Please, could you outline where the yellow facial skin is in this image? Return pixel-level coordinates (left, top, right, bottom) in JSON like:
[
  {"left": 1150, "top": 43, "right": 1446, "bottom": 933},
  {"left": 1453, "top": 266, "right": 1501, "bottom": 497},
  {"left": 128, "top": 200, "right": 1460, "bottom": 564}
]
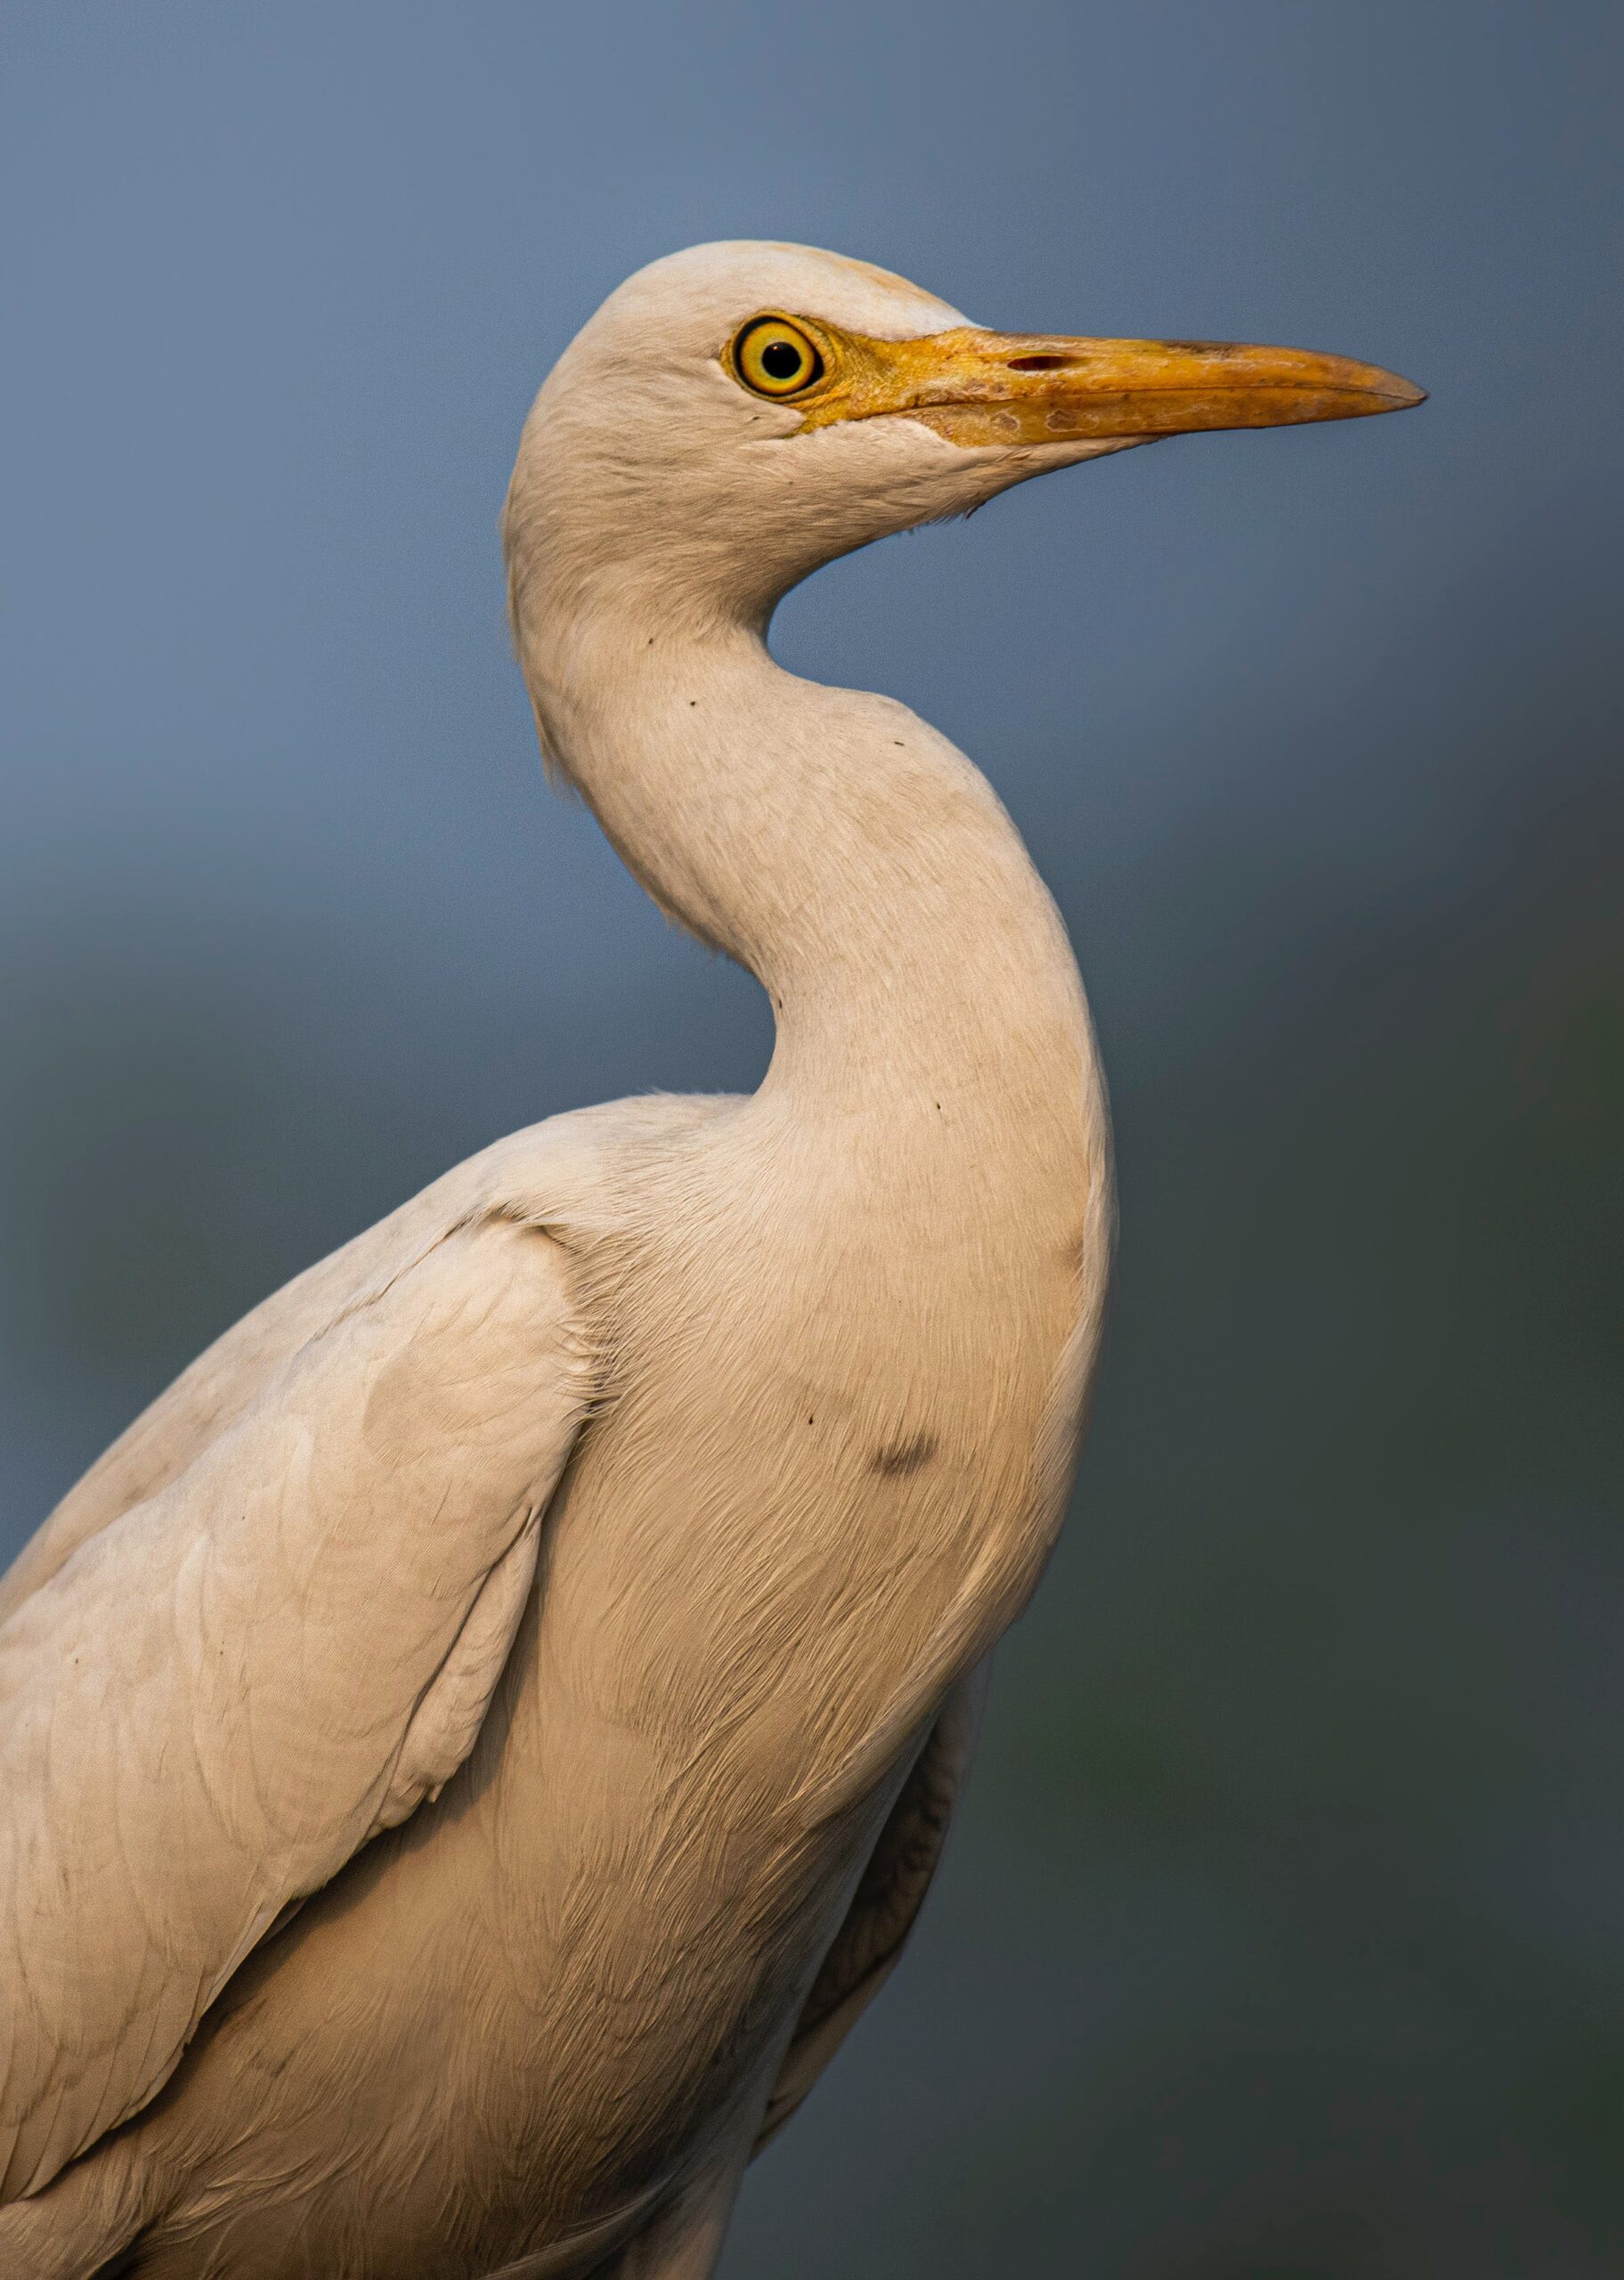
[{"left": 727, "top": 312, "right": 1425, "bottom": 444}]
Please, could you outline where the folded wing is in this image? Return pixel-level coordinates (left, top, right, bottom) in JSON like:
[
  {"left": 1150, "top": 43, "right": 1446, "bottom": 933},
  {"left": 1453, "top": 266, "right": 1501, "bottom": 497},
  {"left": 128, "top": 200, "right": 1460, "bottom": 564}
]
[
  {"left": 755, "top": 1665, "right": 985, "bottom": 2153},
  {"left": 0, "top": 1213, "right": 591, "bottom": 2203}
]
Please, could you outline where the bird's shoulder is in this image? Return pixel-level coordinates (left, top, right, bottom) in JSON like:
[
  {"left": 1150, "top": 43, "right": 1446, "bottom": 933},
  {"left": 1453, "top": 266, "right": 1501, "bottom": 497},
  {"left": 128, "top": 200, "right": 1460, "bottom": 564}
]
[{"left": 0, "top": 1090, "right": 735, "bottom": 1627}]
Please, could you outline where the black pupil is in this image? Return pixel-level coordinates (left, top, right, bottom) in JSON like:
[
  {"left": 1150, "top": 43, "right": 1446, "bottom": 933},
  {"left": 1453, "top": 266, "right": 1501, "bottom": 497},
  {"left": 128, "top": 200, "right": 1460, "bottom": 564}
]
[{"left": 760, "top": 338, "right": 805, "bottom": 381}]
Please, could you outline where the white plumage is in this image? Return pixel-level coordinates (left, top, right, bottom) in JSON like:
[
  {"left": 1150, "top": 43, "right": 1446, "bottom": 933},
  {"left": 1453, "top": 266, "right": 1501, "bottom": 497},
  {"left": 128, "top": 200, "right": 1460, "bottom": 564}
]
[{"left": 0, "top": 241, "right": 1419, "bottom": 2277}]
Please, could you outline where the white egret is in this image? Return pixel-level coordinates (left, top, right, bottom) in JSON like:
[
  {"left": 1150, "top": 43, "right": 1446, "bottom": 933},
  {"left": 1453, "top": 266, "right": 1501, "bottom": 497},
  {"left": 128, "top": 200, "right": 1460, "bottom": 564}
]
[{"left": 0, "top": 242, "right": 1421, "bottom": 2278}]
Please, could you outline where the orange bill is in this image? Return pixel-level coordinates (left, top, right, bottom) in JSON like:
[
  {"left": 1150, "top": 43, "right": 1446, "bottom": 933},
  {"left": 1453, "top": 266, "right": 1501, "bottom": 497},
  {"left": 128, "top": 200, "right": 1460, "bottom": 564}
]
[{"left": 792, "top": 323, "right": 1425, "bottom": 445}]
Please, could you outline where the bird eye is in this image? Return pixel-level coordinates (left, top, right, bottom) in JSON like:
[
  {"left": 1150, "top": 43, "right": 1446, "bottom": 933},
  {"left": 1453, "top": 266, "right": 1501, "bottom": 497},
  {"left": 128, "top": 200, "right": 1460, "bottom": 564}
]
[{"left": 733, "top": 317, "right": 824, "bottom": 399}]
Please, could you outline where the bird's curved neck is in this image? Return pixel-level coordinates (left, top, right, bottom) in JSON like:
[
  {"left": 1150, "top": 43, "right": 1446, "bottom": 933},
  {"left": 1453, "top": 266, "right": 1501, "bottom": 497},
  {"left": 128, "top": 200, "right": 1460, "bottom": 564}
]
[{"left": 522, "top": 601, "right": 1093, "bottom": 1120}]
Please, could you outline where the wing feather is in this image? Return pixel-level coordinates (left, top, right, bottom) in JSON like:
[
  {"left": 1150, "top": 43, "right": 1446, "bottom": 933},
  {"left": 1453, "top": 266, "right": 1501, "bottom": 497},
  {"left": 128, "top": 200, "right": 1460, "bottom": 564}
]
[
  {"left": 0, "top": 1212, "right": 591, "bottom": 2203},
  {"left": 754, "top": 1664, "right": 986, "bottom": 2153}
]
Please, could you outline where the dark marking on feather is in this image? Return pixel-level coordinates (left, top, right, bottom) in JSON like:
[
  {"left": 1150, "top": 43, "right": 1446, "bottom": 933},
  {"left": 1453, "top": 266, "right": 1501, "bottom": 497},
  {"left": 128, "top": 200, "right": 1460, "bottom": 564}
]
[{"left": 871, "top": 1432, "right": 937, "bottom": 1478}]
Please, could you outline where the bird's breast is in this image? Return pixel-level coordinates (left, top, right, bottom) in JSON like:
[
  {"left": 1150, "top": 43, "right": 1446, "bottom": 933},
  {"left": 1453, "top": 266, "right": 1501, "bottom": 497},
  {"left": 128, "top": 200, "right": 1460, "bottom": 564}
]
[{"left": 536, "top": 1099, "right": 1102, "bottom": 1820}]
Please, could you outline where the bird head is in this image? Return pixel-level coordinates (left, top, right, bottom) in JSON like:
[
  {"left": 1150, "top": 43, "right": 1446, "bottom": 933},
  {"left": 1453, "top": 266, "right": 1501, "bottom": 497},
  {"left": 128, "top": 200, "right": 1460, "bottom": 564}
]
[{"left": 504, "top": 240, "right": 1423, "bottom": 638}]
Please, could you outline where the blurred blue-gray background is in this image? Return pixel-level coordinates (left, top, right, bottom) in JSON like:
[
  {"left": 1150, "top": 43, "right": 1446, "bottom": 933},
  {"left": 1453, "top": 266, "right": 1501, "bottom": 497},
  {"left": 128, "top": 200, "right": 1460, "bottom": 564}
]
[{"left": 2, "top": 4, "right": 1620, "bottom": 2271}]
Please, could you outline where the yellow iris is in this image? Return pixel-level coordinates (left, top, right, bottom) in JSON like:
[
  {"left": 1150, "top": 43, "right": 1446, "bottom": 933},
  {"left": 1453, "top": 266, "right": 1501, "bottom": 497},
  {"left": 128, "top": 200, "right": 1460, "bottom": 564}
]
[{"left": 732, "top": 316, "right": 824, "bottom": 399}]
